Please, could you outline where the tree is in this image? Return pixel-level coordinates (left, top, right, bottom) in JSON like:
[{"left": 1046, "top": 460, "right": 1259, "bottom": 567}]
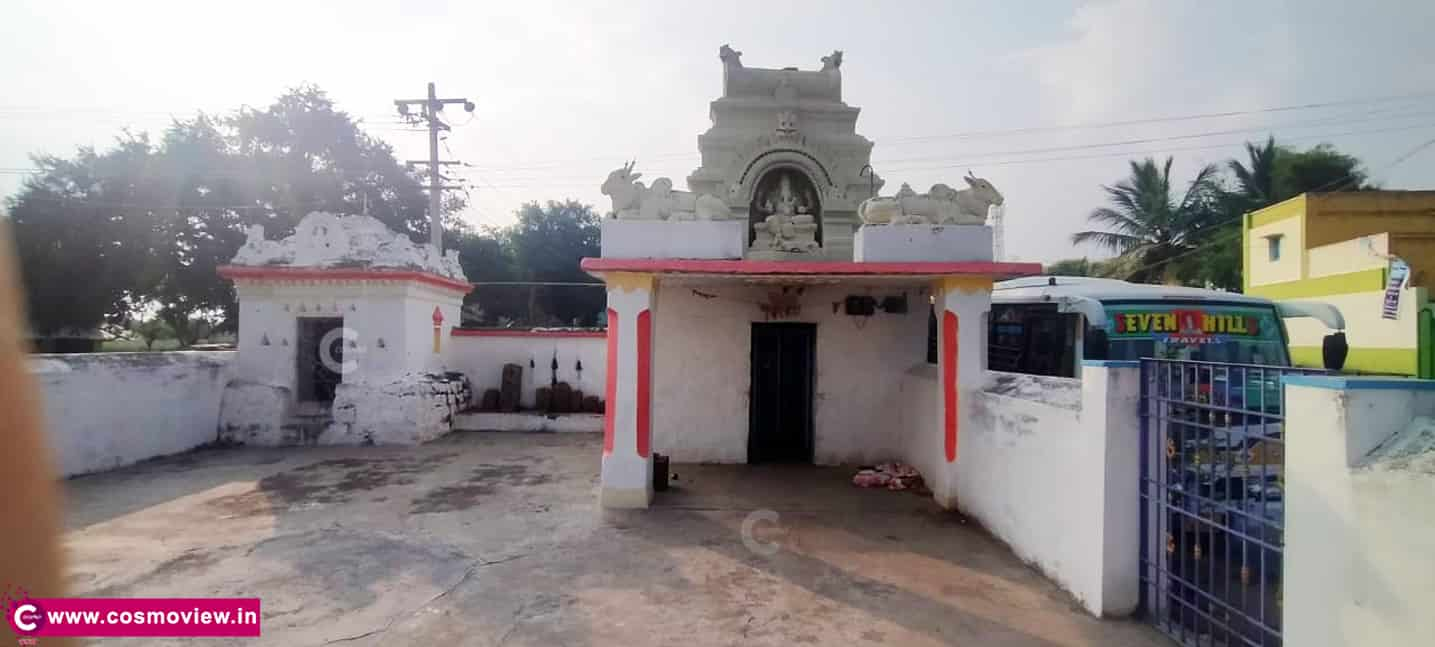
[
  {"left": 1045, "top": 257, "right": 1098, "bottom": 276},
  {"left": 1274, "top": 143, "right": 1369, "bottom": 197},
  {"left": 130, "top": 316, "right": 175, "bottom": 350},
  {"left": 1227, "top": 136, "right": 1280, "bottom": 209},
  {"left": 502, "top": 200, "right": 603, "bottom": 326},
  {"left": 6, "top": 85, "right": 446, "bottom": 346},
  {"left": 1072, "top": 157, "right": 1223, "bottom": 284},
  {"left": 6, "top": 136, "right": 157, "bottom": 336},
  {"left": 1228, "top": 138, "right": 1370, "bottom": 209},
  {"left": 1207, "top": 138, "right": 1371, "bottom": 291}
]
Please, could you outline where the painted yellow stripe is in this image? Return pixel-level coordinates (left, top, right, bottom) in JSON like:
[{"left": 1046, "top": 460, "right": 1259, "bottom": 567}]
[
  {"left": 1247, "top": 267, "right": 1386, "bottom": 299},
  {"left": 1242, "top": 213, "right": 1251, "bottom": 293},
  {"left": 1248, "top": 195, "right": 1305, "bottom": 228},
  {"left": 1289, "top": 345, "right": 1417, "bottom": 375}
]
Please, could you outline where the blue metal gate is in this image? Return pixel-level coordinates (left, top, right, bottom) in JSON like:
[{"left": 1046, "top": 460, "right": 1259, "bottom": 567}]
[{"left": 1138, "top": 359, "right": 1325, "bottom": 646}]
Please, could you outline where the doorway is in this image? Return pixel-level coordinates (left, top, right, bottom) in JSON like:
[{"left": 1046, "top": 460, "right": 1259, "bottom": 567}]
[
  {"left": 748, "top": 322, "right": 816, "bottom": 463},
  {"left": 296, "top": 317, "right": 345, "bottom": 403}
]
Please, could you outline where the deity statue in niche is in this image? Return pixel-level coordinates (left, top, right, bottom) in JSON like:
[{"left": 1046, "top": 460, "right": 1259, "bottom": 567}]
[{"left": 749, "top": 169, "right": 821, "bottom": 254}]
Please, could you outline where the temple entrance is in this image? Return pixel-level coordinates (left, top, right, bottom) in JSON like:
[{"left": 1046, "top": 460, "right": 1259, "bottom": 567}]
[
  {"left": 748, "top": 322, "right": 815, "bottom": 464},
  {"left": 748, "top": 168, "right": 822, "bottom": 247},
  {"left": 296, "top": 317, "right": 344, "bottom": 404}
]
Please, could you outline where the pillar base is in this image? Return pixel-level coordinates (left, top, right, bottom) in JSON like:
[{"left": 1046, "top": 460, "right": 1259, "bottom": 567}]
[
  {"left": 600, "top": 486, "right": 653, "bottom": 509},
  {"left": 932, "top": 487, "right": 959, "bottom": 511}
]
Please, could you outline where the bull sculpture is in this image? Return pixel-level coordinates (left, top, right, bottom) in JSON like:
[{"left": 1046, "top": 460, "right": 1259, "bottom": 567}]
[
  {"left": 601, "top": 161, "right": 730, "bottom": 221},
  {"left": 857, "top": 172, "right": 1004, "bottom": 225}
]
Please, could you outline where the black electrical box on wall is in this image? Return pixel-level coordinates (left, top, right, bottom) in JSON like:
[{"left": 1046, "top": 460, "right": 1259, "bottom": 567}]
[
  {"left": 844, "top": 296, "right": 877, "bottom": 316},
  {"left": 880, "top": 295, "right": 909, "bottom": 314}
]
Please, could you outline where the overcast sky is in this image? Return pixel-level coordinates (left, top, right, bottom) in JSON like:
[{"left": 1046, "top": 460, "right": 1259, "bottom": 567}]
[{"left": 2, "top": 0, "right": 1432, "bottom": 263}]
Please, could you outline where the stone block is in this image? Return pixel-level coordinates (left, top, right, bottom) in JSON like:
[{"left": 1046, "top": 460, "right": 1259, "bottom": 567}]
[
  {"left": 499, "top": 363, "right": 522, "bottom": 412},
  {"left": 853, "top": 224, "right": 993, "bottom": 262},
  {"left": 217, "top": 380, "right": 292, "bottom": 445},
  {"left": 551, "top": 382, "right": 573, "bottom": 413},
  {"left": 601, "top": 220, "right": 746, "bottom": 259}
]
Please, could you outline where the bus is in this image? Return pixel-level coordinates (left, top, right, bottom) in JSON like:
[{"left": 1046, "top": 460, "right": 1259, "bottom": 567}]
[{"left": 986, "top": 276, "right": 1346, "bottom": 378}]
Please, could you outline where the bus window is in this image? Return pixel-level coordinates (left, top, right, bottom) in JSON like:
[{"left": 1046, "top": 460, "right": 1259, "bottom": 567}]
[{"left": 988, "top": 304, "right": 1080, "bottom": 378}]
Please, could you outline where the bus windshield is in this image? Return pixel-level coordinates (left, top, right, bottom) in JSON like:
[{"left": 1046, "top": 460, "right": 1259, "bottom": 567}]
[{"left": 1095, "top": 301, "right": 1291, "bottom": 366}]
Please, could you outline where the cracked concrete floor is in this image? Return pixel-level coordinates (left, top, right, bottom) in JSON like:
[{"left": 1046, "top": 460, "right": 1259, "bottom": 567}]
[{"left": 63, "top": 432, "right": 1165, "bottom": 646}]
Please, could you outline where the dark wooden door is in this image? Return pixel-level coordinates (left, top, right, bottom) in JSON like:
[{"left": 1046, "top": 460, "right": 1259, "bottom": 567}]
[
  {"left": 296, "top": 317, "right": 344, "bottom": 403},
  {"left": 748, "top": 322, "right": 815, "bottom": 464}
]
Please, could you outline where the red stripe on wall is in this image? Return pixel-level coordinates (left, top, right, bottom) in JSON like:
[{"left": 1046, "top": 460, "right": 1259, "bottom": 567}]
[
  {"left": 636, "top": 309, "right": 653, "bottom": 459},
  {"left": 942, "top": 310, "right": 958, "bottom": 463},
  {"left": 603, "top": 309, "right": 618, "bottom": 455}
]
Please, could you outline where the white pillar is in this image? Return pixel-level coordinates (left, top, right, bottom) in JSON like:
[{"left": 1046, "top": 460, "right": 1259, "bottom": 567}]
[
  {"left": 600, "top": 272, "right": 656, "bottom": 508},
  {"left": 932, "top": 276, "right": 991, "bottom": 509}
]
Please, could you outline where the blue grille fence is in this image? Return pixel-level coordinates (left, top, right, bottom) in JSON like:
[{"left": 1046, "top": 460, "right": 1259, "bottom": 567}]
[{"left": 1138, "top": 358, "right": 1327, "bottom": 647}]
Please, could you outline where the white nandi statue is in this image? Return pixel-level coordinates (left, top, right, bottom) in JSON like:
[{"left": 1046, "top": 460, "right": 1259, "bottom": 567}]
[
  {"left": 857, "top": 172, "right": 1004, "bottom": 225},
  {"left": 601, "top": 161, "right": 730, "bottom": 221}
]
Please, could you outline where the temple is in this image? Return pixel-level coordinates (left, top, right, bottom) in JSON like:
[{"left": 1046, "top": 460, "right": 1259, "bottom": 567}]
[{"left": 588, "top": 46, "right": 1040, "bottom": 507}]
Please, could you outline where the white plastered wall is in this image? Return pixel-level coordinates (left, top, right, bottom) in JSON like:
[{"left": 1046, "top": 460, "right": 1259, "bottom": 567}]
[
  {"left": 651, "top": 282, "right": 930, "bottom": 465},
  {"left": 1285, "top": 381, "right": 1435, "bottom": 647},
  {"left": 448, "top": 334, "right": 606, "bottom": 408},
  {"left": 954, "top": 365, "right": 1141, "bottom": 617},
  {"left": 231, "top": 280, "right": 463, "bottom": 389},
  {"left": 1283, "top": 287, "right": 1424, "bottom": 351},
  {"left": 29, "top": 352, "right": 234, "bottom": 476}
]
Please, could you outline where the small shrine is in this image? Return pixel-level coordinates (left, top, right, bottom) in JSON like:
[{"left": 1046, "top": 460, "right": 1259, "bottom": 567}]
[{"left": 215, "top": 212, "right": 473, "bottom": 445}]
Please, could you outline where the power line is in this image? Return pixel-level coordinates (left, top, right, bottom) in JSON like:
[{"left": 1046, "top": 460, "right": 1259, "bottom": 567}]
[
  {"left": 453, "top": 89, "right": 1435, "bottom": 172},
  {"left": 436, "top": 120, "right": 1435, "bottom": 188},
  {"left": 881, "top": 121, "right": 1435, "bottom": 175},
  {"left": 874, "top": 107, "right": 1435, "bottom": 167},
  {"left": 873, "top": 88, "right": 1435, "bottom": 144}
]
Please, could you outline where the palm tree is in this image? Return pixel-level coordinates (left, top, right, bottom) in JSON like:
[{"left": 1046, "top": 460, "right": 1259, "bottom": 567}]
[
  {"left": 1227, "top": 136, "right": 1279, "bottom": 208},
  {"left": 1072, "top": 157, "right": 1221, "bottom": 284}
]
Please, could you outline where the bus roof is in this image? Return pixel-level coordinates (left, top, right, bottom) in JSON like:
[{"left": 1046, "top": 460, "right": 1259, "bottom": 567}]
[{"left": 993, "top": 276, "right": 1275, "bottom": 306}]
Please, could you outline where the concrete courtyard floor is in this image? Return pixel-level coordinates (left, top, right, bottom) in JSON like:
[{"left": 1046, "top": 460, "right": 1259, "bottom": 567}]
[{"left": 64, "top": 432, "right": 1166, "bottom": 646}]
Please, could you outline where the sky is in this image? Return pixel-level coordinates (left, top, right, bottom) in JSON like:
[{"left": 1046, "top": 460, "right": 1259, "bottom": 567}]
[{"left": 2, "top": 0, "right": 1433, "bottom": 264}]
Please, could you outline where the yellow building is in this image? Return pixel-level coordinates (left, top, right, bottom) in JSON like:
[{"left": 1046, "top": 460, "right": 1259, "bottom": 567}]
[{"left": 1243, "top": 191, "right": 1435, "bottom": 376}]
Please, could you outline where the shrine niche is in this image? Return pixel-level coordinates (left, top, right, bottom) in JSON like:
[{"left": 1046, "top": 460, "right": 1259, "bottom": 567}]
[
  {"left": 748, "top": 168, "right": 821, "bottom": 256},
  {"left": 687, "top": 45, "right": 882, "bottom": 261}
]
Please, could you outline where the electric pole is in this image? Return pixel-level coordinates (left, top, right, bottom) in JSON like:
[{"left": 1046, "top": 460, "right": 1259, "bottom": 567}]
[{"left": 394, "top": 82, "right": 474, "bottom": 249}]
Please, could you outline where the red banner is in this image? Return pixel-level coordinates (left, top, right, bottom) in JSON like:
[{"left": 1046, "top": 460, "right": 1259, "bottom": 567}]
[{"left": 7, "top": 597, "right": 260, "bottom": 638}]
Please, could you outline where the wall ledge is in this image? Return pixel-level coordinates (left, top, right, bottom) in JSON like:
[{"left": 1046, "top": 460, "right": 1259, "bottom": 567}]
[
  {"left": 1080, "top": 360, "right": 1141, "bottom": 368},
  {"left": 451, "top": 328, "right": 606, "bottom": 338},
  {"left": 1283, "top": 374, "right": 1435, "bottom": 391}
]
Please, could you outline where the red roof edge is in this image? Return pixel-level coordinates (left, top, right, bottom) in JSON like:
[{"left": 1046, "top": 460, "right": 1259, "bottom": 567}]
[
  {"left": 578, "top": 257, "right": 1042, "bottom": 277},
  {"left": 217, "top": 265, "right": 472, "bottom": 293}
]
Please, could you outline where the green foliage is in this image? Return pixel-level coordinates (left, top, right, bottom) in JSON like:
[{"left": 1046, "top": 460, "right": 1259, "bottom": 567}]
[
  {"left": 1045, "top": 257, "right": 1100, "bottom": 276},
  {"left": 130, "top": 316, "right": 175, "bottom": 351},
  {"left": 1071, "top": 157, "right": 1224, "bottom": 284},
  {"left": 1077, "top": 139, "right": 1370, "bottom": 291},
  {"left": 446, "top": 200, "right": 604, "bottom": 327},
  {"left": 8, "top": 136, "right": 157, "bottom": 336},
  {"left": 1274, "top": 143, "right": 1370, "bottom": 197},
  {"left": 5, "top": 85, "right": 440, "bottom": 342}
]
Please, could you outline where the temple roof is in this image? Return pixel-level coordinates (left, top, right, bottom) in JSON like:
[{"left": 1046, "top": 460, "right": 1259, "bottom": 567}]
[{"left": 227, "top": 212, "right": 466, "bottom": 281}]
